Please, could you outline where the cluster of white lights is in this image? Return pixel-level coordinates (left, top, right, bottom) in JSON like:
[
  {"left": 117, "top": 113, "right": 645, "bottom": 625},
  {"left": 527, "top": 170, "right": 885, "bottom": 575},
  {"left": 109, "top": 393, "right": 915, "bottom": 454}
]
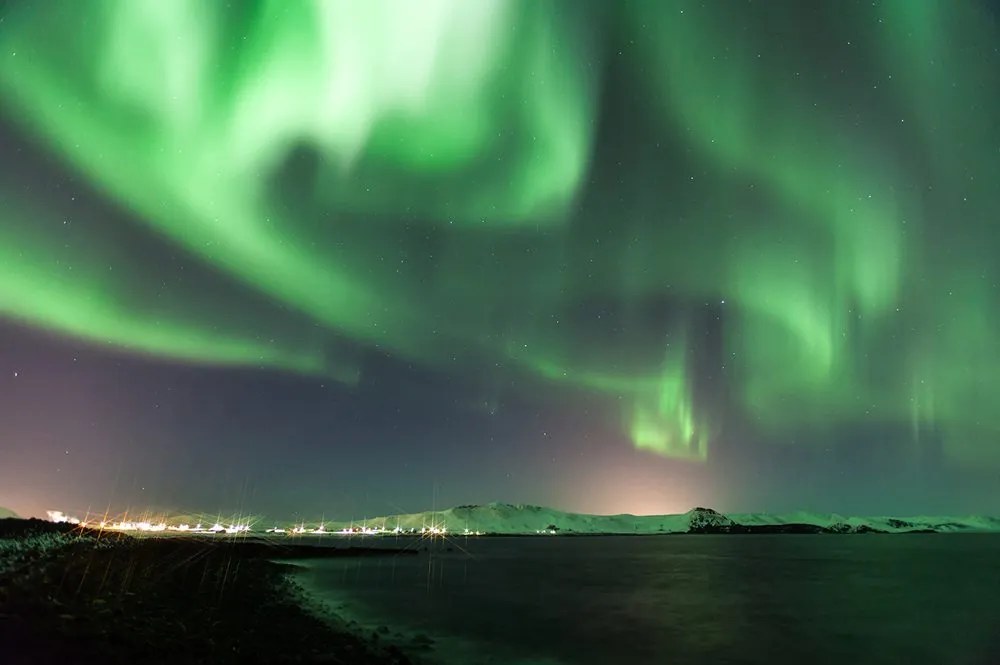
[
  {"left": 47, "top": 510, "right": 488, "bottom": 537},
  {"left": 263, "top": 523, "right": 458, "bottom": 536},
  {"left": 420, "top": 525, "right": 446, "bottom": 535},
  {"left": 47, "top": 511, "right": 253, "bottom": 534},
  {"left": 92, "top": 521, "right": 251, "bottom": 534}
]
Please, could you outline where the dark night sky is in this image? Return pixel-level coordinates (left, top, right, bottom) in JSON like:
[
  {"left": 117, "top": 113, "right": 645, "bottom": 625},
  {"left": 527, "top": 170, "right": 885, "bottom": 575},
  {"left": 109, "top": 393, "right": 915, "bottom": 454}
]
[{"left": 1, "top": 1, "right": 999, "bottom": 520}]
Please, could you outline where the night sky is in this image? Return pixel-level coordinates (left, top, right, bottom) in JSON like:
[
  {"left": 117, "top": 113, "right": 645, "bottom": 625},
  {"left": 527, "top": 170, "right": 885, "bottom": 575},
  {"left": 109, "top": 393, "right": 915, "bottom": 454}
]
[{"left": 2, "top": 0, "right": 999, "bottom": 521}]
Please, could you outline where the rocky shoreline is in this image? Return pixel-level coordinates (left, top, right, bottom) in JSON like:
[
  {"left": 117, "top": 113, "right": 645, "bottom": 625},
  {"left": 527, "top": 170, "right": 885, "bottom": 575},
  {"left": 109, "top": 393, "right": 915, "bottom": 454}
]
[{"left": 0, "top": 518, "right": 421, "bottom": 664}]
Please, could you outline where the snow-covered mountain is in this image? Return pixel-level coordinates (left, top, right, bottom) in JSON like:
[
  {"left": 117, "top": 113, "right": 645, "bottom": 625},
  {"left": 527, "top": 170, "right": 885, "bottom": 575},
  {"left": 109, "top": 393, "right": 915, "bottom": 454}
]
[
  {"left": 322, "top": 504, "right": 731, "bottom": 535},
  {"left": 37, "top": 503, "right": 1000, "bottom": 535},
  {"left": 321, "top": 503, "right": 1000, "bottom": 535},
  {"left": 725, "top": 512, "right": 1000, "bottom": 534}
]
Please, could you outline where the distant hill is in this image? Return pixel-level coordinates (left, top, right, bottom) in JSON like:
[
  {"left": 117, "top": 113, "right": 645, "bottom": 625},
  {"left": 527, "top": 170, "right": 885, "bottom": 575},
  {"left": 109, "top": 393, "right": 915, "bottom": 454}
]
[
  {"left": 317, "top": 503, "right": 1000, "bottom": 535},
  {"left": 323, "top": 504, "right": 732, "bottom": 535},
  {"left": 722, "top": 511, "right": 1000, "bottom": 534},
  {"left": 0, "top": 507, "right": 19, "bottom": 519},
  {"left": 38, "top": 503, "right": 1000, "bottom": 535}
]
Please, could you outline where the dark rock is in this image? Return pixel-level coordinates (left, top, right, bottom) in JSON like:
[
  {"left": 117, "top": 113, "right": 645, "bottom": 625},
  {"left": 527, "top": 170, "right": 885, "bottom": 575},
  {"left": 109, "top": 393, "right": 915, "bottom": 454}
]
[
  {"left": 827, "top": 522, "right": 855, "bottom": 534},
  {"left": 686, "top": 508, "right": 736, "bottom": 532}
]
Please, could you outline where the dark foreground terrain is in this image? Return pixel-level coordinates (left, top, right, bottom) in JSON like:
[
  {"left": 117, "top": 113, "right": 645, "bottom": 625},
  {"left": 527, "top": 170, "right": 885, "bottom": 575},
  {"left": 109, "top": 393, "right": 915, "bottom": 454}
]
[{"left": 0, "top": 519, "right": 419, "bottom": 665}]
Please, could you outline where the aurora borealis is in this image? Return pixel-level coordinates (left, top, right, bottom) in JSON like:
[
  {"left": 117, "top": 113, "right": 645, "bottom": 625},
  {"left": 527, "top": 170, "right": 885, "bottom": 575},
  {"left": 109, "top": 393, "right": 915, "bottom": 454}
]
[{"left": 2, "top": 0, "right": 999, "bottom": 519}]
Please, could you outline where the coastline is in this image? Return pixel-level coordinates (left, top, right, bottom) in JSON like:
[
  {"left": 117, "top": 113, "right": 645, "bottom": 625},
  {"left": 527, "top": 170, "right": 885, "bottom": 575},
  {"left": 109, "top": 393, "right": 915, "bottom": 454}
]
[
  {"left": 0, "top": 518, "right": 419, "bottom": 664},
  {"left": 287, "top": 562, "right": 441, "bottom": 665},
  {"left": 286, "top": 553, "right": 566, "bottom": 665}
]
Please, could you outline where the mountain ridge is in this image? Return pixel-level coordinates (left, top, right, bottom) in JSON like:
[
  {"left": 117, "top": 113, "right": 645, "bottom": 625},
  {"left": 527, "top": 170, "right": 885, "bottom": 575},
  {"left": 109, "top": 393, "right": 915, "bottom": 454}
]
[
  {"left": 37, "top": 504, "right": 1000, "bottom": 535},
  {"left": 315, "top": 504, "right": 1000, "bottom": 535}
]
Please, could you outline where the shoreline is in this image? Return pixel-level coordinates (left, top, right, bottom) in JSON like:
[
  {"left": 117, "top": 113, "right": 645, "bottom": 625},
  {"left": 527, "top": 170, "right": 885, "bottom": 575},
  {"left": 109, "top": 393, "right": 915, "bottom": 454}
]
[
  {"left": 287, "top": 562, "right": 441, "bottom": 664},
  {"left": 0, "top": 518, "right": 420, "bottom": 664}
]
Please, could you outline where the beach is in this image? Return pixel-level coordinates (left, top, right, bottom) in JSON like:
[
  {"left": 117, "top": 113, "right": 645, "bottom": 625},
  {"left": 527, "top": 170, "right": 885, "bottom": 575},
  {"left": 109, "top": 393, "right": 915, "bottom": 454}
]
[{"left": 0, "top": 518, "right": 420, "bottom": 665}]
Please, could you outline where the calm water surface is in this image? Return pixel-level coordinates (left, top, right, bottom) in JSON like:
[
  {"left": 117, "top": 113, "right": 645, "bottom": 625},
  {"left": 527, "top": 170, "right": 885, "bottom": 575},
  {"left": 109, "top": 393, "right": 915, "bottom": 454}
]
[{"left": 295, "top": 535, "right": 1000, "bottom": 665}]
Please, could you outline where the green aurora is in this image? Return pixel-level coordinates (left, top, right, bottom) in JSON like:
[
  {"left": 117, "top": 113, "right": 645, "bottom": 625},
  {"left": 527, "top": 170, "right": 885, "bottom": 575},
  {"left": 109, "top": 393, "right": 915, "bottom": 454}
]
[{"left": 1, "top": 0, "right": 998, "bottom": 465}]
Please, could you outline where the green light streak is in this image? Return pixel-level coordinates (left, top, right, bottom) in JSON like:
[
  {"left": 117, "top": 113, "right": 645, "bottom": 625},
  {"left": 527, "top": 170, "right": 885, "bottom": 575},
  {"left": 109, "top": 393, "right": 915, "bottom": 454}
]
[
  {"left": 0, "top": 197, "right": 338, "bottom": 377},
  {"left": 629, "top": 348, "right": 706, "bottom": 461},
  {"left": 1, "top": 0, "right": 998, "bottom": 466}
]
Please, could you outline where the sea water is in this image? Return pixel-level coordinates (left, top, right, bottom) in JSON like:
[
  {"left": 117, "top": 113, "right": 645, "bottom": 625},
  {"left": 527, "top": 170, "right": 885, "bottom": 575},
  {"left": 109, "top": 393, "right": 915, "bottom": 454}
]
[{"left": 293, "top": 534, "right": 1000, "bottom": 665}]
